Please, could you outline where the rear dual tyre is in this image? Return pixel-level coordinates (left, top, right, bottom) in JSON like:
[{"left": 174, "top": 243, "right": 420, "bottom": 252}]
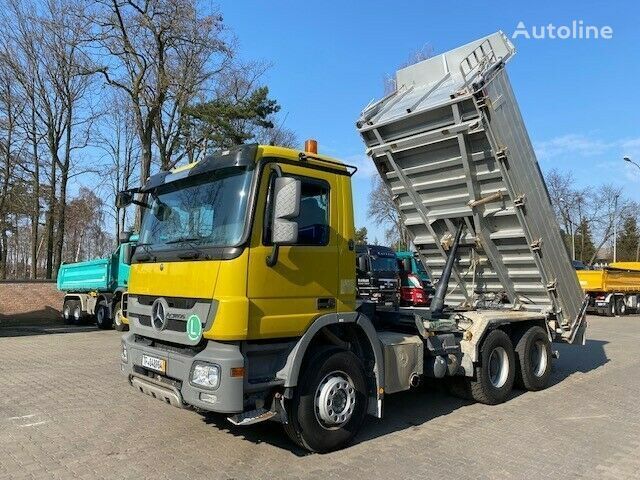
[
  {"left": 468, "top": 329, "right": 516, "bottom": 405},
  {"left": 95, "top": 301, "right": 113, "bottom": 330},
  {"left": 514, "top": 326, "right": 552, "bottom": 391},
  {"left": 63, "top": 299, "right": 83, "bottom": 325},
  {"left": 284, "top": 348, "right": 368, "bottom": 453}
]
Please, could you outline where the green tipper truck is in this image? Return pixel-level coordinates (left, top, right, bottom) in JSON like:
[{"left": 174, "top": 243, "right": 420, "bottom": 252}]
[{"left": 57, "top": 233, "right": 137, "bottom": 330}]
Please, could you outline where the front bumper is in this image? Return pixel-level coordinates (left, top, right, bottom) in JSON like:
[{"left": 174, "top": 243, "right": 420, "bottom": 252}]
[{"left": 121, "top": 332, "right": 244, "bottom": 413}]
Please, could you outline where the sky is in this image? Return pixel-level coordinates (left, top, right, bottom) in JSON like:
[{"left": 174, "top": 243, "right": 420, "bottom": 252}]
[{"left": 219, "top": 0, "right": 640, "bottom": 243}]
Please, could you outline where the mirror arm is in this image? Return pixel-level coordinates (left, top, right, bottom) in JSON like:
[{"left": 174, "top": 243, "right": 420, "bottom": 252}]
[
  {"left": 132, "top": 199, "right": 151, "bottom": 209},
  {"left": 266, "top": 164, "right": 284, "bottom": 268},
  {"left": 266, "top": 244, "right": 279, "bottom": 267}
]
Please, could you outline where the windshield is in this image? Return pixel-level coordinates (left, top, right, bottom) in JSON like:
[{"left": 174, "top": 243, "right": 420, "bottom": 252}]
[
  {"left": 139, "top": 167, "right": 254, "bottom": 252},
  {"left": 415, "top": 257, "right": 428, "bottom": 277},
  {"left": 371, "top": 256, "right": 398, "bottom": 272}
]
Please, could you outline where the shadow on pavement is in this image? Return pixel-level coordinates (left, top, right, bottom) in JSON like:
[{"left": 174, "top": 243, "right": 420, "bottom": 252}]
[
  {"left": 549, "top": 339, "right": 609, "bottom": 386},
  {"left": 0, "top": 323, "right": 101, "bottom": 337},
  {"left": 199, "top": 338, "right": 609, "bottom": 454}
]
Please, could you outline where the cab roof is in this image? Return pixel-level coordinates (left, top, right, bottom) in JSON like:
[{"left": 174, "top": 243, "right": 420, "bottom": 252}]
[{"left": 142, "top": 144, "right": 351, "bottom": 192}]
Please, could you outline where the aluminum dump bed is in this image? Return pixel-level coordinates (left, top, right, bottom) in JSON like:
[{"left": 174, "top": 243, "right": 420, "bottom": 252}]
[{"left": 357, "top": 32, "right": 586, "bottom": 342}]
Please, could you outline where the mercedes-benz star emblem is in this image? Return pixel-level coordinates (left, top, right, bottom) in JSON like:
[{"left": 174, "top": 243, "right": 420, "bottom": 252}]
[{"left": 151, "top": 298, "right": 169, "bottom": 331}]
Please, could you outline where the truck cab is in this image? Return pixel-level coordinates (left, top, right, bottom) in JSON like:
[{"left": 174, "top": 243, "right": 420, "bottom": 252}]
[
  {"left": 355, "top": 244, "right": 400, "bottom": 307},
  {"left": 396, "top": 251, "right": 434, "bottom": 306}
]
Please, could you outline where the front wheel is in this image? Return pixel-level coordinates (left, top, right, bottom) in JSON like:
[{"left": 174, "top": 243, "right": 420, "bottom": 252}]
[
  {"left": 113, "top": 301, "right": 127, "bottom": 331},
  {"left": 469, "top": 329, "right": 516, "bottom": 405},
  {"left": 284, "top": 348, "right": 368, "bottom": 453}
]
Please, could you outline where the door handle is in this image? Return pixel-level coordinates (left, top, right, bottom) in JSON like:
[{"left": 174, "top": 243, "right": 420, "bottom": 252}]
[{"left": 317, "top": 298, "right": 336, "bottom": 310}]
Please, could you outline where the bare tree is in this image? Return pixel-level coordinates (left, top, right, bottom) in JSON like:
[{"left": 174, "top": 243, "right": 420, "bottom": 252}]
[
  {"left": 367, "top": 175, "right": 408, "bottom": 248},
  {"left": 96, "top": 91, "right": 139, "bottom": 239},
  {"left": 85, "top": 0, "right": 231, "bottom": 185}
]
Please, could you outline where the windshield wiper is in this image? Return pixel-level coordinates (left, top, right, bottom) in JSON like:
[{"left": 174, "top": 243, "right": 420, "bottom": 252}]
[
  {"left": 134, "top": 242, "right": 156, "bottom": 262},
  {"left": 165, "top": 236, "right": 202, "bottom": 245},
  {"left": 166, "top": 236, "right": 209, "bottom": 260}
]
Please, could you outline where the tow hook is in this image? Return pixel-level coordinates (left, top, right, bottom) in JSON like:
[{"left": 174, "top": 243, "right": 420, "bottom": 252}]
[{"left": 552, "top": 350, "right": 560, "bottom": 359}]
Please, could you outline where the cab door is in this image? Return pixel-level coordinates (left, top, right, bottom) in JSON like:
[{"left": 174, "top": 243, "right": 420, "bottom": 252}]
[{"left": 247, "top": 160, "right": 340, "bottom": 339}]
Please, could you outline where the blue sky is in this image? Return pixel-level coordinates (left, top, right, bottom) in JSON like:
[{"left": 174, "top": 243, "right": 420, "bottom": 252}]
[{"left": 220, "top": 0, "right": 640, "bottom": 242}]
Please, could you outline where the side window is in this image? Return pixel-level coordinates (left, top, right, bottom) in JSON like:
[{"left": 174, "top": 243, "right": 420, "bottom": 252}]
[
  {"left": 296, "top": 180, "right": 329, "bottom": 245},
  {"left": 264, "top": 174, "right": 330, "bottom": 246}
]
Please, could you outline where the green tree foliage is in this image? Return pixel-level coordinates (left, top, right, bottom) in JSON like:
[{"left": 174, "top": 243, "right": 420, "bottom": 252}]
[
  {"left": 186, "top": 86, "right": 280, "bottom": 150},
  {"left": 354, "top": 227, "right": 368, "bottom": 245},
  {"left": 575, "top": 219, "right": 596, "bottom": 263},
  {"left": 617, "top": 215, "right": 640, "bottom": 262}
]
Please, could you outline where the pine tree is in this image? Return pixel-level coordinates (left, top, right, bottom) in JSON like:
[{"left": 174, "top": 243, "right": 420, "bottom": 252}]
[
  {"left": 617, "top": 215, "right": 640, "bottom": 262},
  {"left": 575, "top": 219, "right": 596, "bottom": 264},
  {"left": 354, "top": 227, "right": 368, "bottom": 245}
]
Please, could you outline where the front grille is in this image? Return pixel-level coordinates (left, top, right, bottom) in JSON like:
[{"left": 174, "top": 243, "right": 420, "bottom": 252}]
[
  {"left": 135, "top": 295, "right": 201, "bottom": 309},
  {"left": 137, "top": 314, "right": 187, "bottom": 333}
]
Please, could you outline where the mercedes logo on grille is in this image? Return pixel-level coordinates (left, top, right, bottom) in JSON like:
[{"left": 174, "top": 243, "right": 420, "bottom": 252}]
[{"left": 151, "top": 297, "right": 169, "bottom": 331}]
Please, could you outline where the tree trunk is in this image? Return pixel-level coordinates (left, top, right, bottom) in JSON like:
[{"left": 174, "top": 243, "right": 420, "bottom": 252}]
[
  {"left": 30, "top": 95, "right": 40, "bottom": 279},
  {"left": 53, "top": 108, "right": 73, "bottom": 277}
]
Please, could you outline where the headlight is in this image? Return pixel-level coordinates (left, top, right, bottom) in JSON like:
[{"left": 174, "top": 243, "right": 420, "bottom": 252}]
[
  {"left": 121, "top": 343, "right": 128, "bottom": 363},
  {"left": 191, "top": 362, "right": 220, "bottom": 389}
]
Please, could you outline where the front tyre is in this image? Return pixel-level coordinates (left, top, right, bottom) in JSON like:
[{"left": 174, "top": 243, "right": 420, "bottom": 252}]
[
  {"left": 284, "top": 349, "right": 368, "bottom": 453},
  {"left": 514, "top": 326, "right": 552, "bottom": 391},
  {"left": 113, "top": 301, "right": 127, "bottom": 331},
  {"left": 469, "top": 329, "right": 515, "bottom": 405}
]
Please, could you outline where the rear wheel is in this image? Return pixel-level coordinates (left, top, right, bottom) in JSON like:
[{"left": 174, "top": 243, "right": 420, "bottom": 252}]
[
  {"left": 514, "top": 326, "right": 552, "bottom": 391},
  {"left": 113, "top": 301, "right": 127, "bottom": 331},
  {"left": 71, "top": 301, "right": 83, "bottom": 325},
  {"left": 62, "top": 299, "right": 75, "bottom": 324},
  {"left": 604, "top": 299, "right": 615, "bottom": 317},
  {"left": 284, "top": 348, "right": 368, "bottom": 453},
  {"left": 469, "top": 329, "right": 515, "bottom": 405},
  {"left": 615, "top": 296, "right": 627, "bottom": 316},
  {"left": 95, "top": 301, "right": 112, "bottom": 329}
]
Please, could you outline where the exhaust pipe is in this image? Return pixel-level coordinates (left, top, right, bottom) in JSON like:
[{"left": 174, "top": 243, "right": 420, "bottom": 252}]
[{"left": 430, "top": 223, "right": 464, "bottom": 318}]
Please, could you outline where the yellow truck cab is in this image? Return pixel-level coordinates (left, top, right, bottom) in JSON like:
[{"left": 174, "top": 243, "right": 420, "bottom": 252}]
[{"left": 120, "top": 143, "right": 373, "bottom": 451}]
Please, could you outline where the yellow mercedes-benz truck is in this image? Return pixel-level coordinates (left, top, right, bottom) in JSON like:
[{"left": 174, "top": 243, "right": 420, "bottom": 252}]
[{"left": 118, "top": 32, "right": 587, "bottom": 452}]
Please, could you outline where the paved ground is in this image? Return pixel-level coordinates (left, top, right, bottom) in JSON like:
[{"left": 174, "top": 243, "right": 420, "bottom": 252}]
[{"left": 1, "top": 315, "right": 639, "bottom": 480}]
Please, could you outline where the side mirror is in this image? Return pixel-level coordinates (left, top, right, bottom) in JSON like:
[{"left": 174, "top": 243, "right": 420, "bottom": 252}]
[
  {"left": 357, "top": 256, "right": 367, "bottom": 272},
  {"left": 271, "top": 177, "right": 301, "bottom": 244},
  {"left": 116, "top": 191, "right": 133, "bottom": 209},
  {"left": 120, "top": 242, "right": 133, "bottom": 265},
  {"left": 119, "top": 230, "right": 133, "bottom": 244}
]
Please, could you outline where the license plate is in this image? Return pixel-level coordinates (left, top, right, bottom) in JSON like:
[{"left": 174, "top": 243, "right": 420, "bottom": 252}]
[{"left": 141, "top": 354, "right": 166, "bottom": 374}]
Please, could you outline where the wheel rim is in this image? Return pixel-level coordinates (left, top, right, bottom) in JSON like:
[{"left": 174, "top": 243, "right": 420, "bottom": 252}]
[
  {"left": 530, "top": 340, "right": 548, "bottom": 377},
  {"left": 73, "top": 306, "right": 81, "bottom": 321},
  {"left": 63, "top": 305, "right": 70, "bottom": 320},
  {"left": 96, "top": 307, "right": 104, "bottom": 323},
  {"left": 488, "top": 346, "right": 509, "bottom": 388},
  {"left": 114, "top": 309, "right": 123, "bottom": 327},
  {"left": 314, "top": 371, "right": 356, "bottom": 429}
]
